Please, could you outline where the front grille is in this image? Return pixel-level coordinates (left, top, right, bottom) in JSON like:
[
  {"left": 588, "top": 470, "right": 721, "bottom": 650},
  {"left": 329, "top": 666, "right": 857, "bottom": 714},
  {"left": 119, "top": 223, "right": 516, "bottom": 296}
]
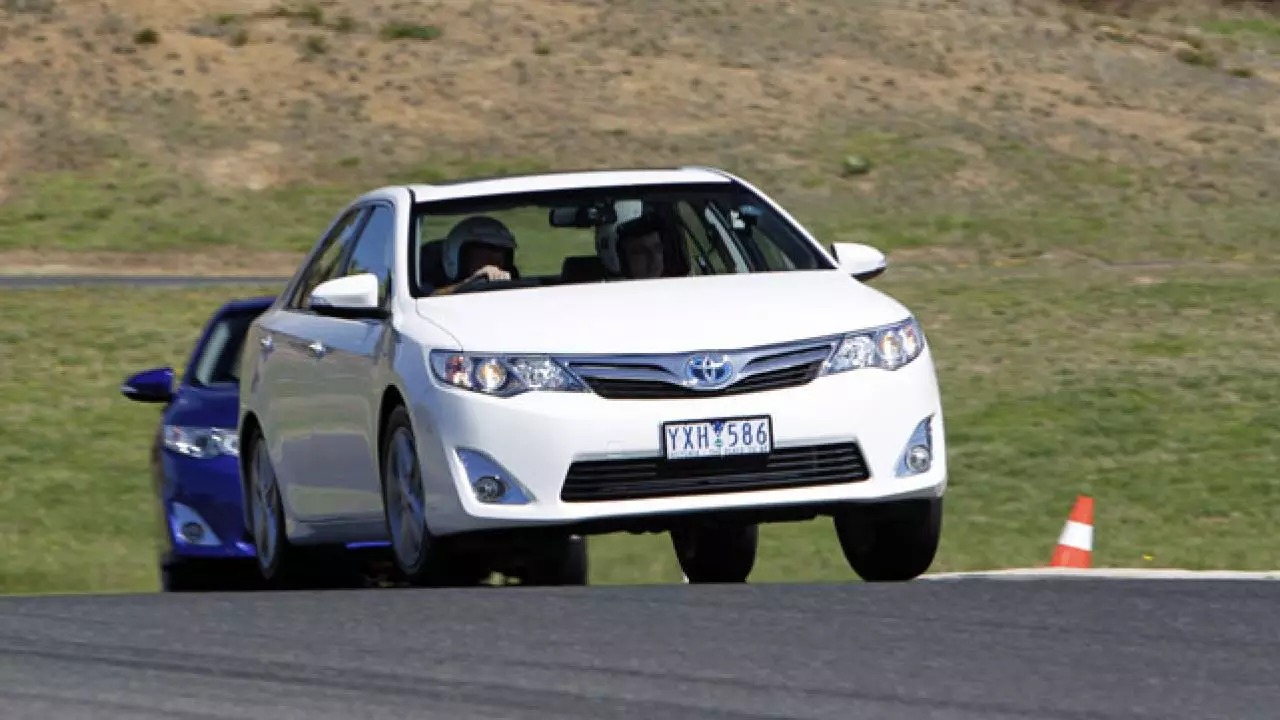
[
  {"left": 560, "top": 442, "right": 870, "bottom": 502},
  {"left": 582, "top": 361, "right": 822, "bottom": 400}
]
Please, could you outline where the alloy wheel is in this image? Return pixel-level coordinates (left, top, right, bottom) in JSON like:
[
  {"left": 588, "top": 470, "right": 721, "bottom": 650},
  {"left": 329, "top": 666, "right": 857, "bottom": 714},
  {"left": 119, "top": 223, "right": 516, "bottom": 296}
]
[
  {"left": 385, "top": 427, "right": 427, "bottom": 570},
  {"left": 251, "top": 440, "right": 280, "bottom": 572}
]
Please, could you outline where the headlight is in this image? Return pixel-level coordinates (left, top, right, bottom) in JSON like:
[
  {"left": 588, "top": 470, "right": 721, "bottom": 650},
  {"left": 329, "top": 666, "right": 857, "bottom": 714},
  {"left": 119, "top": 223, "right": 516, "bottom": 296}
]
[
  {"left": 822, "top": 317, "right": 926, "bottom": 374},
  {"left": 429, "top": 351, "right": 585, "bottom": 397},
  {"left": 163, "top": 426, "right": 239, "bottom": 459}
]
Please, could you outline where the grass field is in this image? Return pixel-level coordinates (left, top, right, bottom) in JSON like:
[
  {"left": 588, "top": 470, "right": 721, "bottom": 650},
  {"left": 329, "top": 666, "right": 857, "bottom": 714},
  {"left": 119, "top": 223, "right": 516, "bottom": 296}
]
[
  {"left": 2, "top": 0, "right": 1280, "bottom": 593},
  {"left": 2, "top": 262, "right": 1276, "bottom": 594}
]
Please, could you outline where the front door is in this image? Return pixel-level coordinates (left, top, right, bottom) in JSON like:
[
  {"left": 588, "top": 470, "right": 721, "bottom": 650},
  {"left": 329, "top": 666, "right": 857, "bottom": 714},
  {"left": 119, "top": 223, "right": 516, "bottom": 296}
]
[
  {"left": 268, "top": 206, "right": 368, "bottom": 525},
  {"left": 289, "top": 202, "right": 399, "bottom": 528}
]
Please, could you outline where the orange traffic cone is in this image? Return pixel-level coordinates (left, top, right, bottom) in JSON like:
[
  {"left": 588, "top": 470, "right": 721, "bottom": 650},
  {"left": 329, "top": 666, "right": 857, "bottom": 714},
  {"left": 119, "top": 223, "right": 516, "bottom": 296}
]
[{"left": 1050, "top": 495, "right": 1094, "bottom": 568}]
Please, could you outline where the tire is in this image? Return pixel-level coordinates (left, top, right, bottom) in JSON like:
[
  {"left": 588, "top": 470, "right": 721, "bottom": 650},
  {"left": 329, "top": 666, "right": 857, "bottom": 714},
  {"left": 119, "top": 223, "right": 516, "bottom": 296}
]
[
  {"left": 519, "top": 535, "right": 589, "bottom": 586},
  {"left": 245, "top": 426, "right": 297, "bottom": 586},
  {"left": 671, "top": 523, "right": 758, "bottom": 583},
  {"left": 379, "top": 404, "right": 476, "bottom": 587},
  {"left": 833, "top": 497, "right": 943, "bottom": 582}
]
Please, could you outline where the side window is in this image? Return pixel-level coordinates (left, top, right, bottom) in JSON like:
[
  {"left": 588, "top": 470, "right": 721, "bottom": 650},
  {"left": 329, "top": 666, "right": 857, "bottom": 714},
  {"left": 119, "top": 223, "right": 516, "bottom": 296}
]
[
  {"left": 341, "top": 204, "right": 396, "bottom": 307},
  {"left": 288, "top": 208, "right": 366, "bottom": 310}
]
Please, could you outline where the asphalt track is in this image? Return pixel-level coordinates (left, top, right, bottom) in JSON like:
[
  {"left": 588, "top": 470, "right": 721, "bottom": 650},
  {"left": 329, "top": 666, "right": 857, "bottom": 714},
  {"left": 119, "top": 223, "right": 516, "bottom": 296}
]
[{"left": 1, "top": 579, "right": 1277, "bottom": 719}]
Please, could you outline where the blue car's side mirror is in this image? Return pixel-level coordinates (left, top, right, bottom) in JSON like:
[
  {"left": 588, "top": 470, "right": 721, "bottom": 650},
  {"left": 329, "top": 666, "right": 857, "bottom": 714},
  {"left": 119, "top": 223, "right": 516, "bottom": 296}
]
[{"left": 121, "top": 367, "right": 176, "bottom": 403}]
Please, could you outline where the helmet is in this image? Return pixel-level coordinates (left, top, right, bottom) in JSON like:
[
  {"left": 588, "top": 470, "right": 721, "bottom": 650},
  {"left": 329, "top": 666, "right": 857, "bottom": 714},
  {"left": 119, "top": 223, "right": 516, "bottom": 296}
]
[
  {"left": 594, "top": 200, "right": 645, "bottom": 275},
  {"left": 441, "top": 215, "right": 517, "bottom": 281}
]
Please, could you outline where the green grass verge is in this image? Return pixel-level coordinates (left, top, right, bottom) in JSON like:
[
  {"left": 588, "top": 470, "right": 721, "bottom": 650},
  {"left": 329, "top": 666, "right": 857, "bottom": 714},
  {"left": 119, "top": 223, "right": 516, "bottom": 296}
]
[
  {"left": 1201, "top": 17, "right": 1280, "bottom": 41},
  {"left": 2, "top": 265, "right": 1276, "bottom": 594},
  {"left": 0, "top": 156, "right": 552, "bottom": 255},
  {"left": 5, "top": 131, "right": 1279, "bottom": 266}
]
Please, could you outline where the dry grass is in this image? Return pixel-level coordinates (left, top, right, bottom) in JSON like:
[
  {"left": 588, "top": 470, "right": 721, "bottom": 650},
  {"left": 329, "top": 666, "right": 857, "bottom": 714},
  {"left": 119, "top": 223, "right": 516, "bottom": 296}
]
[{"left": 1, "top": 0, "right": 1279, "bottom": 268}]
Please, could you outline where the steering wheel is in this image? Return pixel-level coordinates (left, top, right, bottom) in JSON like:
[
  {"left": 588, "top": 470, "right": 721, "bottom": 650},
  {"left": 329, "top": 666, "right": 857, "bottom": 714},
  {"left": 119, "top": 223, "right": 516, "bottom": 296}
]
[
  {"left": 451, "top": 273, "right": 492, "bottom": 294},
  {"left": 449, "top": 274, "right": 543, "bottom": 295}
]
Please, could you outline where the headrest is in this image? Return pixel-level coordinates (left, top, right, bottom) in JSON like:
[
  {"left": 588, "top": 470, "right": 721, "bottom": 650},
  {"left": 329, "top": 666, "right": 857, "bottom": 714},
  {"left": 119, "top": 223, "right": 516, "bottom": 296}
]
[
  {"left": 418, "top": 239, "right": 450, "bottom": 290},
  {"left": 615, "top": 213, "right": 664, "bottom": 246}
]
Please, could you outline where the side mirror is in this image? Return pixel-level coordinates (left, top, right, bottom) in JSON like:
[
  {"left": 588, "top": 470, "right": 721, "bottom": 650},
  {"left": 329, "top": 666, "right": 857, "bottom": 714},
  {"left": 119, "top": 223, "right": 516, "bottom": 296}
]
[
  {"left": 307, "top": 273, "right": 387, "bottom": 319},
  {"left": 830, "top": 242, "right": 887, "bottom": 282},
  {"left": 121, "top": 367, "right": 175, "bottom": 403}
]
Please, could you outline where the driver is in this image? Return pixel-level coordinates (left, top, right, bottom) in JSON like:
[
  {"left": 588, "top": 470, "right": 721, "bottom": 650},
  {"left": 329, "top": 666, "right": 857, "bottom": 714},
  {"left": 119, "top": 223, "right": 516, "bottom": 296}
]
[{"left": 431, "top": 215, "right": 518, "bottom": 295}]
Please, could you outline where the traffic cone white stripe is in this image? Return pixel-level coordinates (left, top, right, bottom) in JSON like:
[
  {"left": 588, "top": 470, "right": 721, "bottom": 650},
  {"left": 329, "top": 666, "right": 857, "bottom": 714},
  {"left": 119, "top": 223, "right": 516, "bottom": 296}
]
[{"left": 1057, "top": 520, "right": 1093, "bottom": 552}]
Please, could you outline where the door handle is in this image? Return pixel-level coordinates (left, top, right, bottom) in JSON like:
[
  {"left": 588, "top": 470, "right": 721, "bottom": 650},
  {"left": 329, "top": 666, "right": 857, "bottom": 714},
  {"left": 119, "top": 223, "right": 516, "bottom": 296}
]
[
  {"left": 308, "top": 340, "right": 327, "bottom": 358},
  {"left": 259, "top": 335, "right": 273, "bottom": 350}
]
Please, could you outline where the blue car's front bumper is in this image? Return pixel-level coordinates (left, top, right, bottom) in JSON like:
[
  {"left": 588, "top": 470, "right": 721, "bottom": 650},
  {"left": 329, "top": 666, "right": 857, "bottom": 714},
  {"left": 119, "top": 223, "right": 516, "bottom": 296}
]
[{"left": 159, "top": 451, "right": 256, "bottom": 561}]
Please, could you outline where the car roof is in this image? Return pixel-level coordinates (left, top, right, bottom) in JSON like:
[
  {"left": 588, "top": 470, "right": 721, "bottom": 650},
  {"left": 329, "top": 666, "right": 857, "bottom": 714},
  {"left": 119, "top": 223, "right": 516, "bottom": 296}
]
[{"left": 402, "top": 166, "right": 735, "bottom": 204}]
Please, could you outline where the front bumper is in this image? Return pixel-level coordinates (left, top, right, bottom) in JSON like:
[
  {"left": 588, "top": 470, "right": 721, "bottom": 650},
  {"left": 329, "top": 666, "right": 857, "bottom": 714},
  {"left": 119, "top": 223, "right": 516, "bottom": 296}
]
[
  {"left": 410, "top": 346, "right": 948, "bottom": 536},
  {"left": 158, "top": 452, "right": 256, "bottom": 561}
]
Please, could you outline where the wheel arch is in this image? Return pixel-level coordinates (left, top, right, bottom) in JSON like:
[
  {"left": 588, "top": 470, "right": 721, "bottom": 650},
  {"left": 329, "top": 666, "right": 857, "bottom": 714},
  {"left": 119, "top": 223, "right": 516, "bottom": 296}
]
[
  {"left": 377, "top": 384, "right": 409, "bottom": 465},
  {"left": 238, "top": 411, "right": 262, "bottom": 528}
]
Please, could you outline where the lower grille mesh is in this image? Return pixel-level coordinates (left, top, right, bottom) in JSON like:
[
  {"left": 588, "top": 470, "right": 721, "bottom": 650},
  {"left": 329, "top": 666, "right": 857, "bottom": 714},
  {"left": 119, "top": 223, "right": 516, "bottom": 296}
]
[{"left": 560, "top": 442, "right": 870, "bottom": 502}]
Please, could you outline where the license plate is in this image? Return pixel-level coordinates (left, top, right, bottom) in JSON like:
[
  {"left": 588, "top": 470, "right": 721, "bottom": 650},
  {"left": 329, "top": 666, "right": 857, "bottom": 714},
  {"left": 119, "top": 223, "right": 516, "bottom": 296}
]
[{"left": 661, "top": 416, "right": 773, "bottom": 461}]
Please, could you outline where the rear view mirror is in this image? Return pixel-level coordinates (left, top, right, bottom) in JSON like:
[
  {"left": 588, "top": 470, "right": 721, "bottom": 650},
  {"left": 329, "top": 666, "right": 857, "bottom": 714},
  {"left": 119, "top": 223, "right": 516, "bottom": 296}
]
[
  {"left": 121, "top": 367, "right": 175, "bottom": 403},
  {"left": 830, "top": 242, "right": 888, "bottom": 282},
  {"left": 548, "top": 204, "right": 617, "bottom": 228}
]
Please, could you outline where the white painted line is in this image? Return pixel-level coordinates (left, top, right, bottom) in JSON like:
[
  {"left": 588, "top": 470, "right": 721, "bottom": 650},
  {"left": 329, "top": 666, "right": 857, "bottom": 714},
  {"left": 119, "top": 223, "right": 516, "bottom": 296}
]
[{"left": 922, "top": 567, "right": 1280, "bottom": 581}]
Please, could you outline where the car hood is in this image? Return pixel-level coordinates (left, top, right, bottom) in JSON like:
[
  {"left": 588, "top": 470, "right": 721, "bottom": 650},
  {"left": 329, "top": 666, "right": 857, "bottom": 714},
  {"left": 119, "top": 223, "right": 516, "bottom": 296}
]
[
  {"left": 414, "top": 270, "right": 912, "bottom": 354},
  {"left": 165, "top": 384, "right": 240, "bottom": 428}
]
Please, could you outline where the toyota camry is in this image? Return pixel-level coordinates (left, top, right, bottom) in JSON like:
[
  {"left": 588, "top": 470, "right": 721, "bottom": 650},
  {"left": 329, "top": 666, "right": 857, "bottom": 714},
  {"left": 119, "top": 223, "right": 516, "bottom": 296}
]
[{"left": 237, "top": 166, "right": 947, "bottom": 587}]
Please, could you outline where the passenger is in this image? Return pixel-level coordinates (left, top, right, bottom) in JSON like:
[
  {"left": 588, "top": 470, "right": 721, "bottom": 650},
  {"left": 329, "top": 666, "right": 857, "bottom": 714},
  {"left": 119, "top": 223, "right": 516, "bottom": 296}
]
[
  {"left": 596, "top": 210, "right": 666, "bottom": 280},
  {"left": 432, "top": 216, "right": 518, "bottom": 295}
]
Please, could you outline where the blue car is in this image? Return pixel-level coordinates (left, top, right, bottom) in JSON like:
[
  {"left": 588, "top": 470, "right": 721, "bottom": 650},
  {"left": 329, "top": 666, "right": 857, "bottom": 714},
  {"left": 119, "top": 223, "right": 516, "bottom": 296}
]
[{"left": 120, "top": 295, "right": 276, "bottom": 591}]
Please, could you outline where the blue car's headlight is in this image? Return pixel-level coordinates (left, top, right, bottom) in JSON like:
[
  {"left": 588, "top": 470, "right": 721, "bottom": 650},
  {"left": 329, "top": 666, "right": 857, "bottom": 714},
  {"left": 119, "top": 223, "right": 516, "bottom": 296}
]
[
  {"left": 429, "top": 350, "right": 586, "bottom": 397},
  {"left": 821, "top": 317, "right": 926, "bottom": 375},
  {"left": 163, "top": 426, "right": 239, "bottom": 459}
]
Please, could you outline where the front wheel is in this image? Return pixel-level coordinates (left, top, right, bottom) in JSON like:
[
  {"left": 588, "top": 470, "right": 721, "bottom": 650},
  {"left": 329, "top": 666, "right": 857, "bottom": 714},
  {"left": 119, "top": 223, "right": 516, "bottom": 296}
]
[
  {"left": 380, "top": 405, "right": 476, "bottom": 586},
  {"left": 671, "top": 523, "right": 759, "bottom": 583},
  {"left": 833, "top": 497, "right": 943, "bottom": 582}
]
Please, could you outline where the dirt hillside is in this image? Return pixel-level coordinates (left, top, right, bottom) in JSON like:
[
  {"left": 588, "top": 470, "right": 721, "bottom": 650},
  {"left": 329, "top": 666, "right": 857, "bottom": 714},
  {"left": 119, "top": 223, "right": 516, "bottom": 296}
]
[{"left": 2, "top": 0, "right": 1279, "bottom": 269}]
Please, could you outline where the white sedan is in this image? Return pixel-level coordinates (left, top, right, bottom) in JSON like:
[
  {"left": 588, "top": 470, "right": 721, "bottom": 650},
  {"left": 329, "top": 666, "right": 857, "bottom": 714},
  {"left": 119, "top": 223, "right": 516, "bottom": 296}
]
[{"left": 237, "top": 166, "right": 947, "bottom": 587}]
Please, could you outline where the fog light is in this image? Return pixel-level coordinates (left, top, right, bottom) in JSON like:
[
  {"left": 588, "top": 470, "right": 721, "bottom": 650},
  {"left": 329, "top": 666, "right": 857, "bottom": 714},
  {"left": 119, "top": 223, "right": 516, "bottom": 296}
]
[
  {"left": 180, "top": 522, "right": 205, "bottom": 543},
  {"left": 895, "top": 415, "right": 936, "bottom": 478},
  {"left": 906, "top": 445, "right": 931, "bottom": 473},
  {"left": 474, "top": 476, "right": 507, "bottom": 503},
  {"left": 169, "top": 502, "right": 223, "bottom": 547},
  {"left": 457, "top": 448, "right": 535, "bottom": 506}
]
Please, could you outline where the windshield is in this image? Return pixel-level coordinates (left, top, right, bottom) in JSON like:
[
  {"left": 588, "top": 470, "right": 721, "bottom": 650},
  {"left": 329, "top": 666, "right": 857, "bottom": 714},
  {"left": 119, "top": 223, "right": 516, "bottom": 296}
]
[
  {"left": 409, "top": 181, "right": 833, "bottom": 296},
  {"left": 188, "top": 309, "right": 260, "bottom": 388}
]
